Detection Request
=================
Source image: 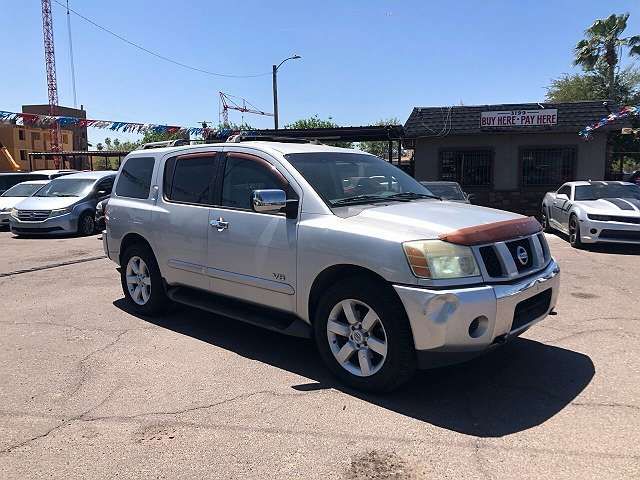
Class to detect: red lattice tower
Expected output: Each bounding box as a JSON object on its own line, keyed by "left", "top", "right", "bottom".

{"left": 41, "top": 0, "right": 61, "bottom": 166}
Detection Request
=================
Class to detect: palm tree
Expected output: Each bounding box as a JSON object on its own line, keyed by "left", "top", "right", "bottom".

{"left": 574, "top": 13, "right": 640, "bottom": 100}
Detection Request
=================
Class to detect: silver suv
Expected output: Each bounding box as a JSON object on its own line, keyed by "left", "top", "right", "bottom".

{"left": 104, "top": 141, "right": 560, "bottom": 392}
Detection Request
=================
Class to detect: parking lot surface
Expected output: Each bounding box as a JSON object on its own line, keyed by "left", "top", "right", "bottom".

{"left": 0, "top": 230, "right": 638, "bottom": 479}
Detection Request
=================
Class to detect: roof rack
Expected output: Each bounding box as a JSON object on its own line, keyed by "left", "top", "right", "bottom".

{"left": 140, "top": 139, "right": 191, "bottom": 149}
{"left": 226, "top": 133, "right": 312, "bottom": 144}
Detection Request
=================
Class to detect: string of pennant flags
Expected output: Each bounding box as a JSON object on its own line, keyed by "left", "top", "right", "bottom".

{"left": 0, "top": 109, "right": 237, "bottom": 139}
{"left": 579, "top": 105, "right": 639, "bottom": 139}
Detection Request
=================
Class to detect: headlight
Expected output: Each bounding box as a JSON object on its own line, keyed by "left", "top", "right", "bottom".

{"left": 10, "top": 208, "right": 18, "bottom": 219}
{"left": 403, "top": 240, "right": 480, "bottom": 279}
{"left": 49, "top": 207, "right": 72, "bottom": 217}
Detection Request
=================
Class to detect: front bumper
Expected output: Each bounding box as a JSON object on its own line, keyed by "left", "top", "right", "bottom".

{"left": 9, "top": 213, "right": 77, "bottom": 235}
{"left": 393, "top": 260, "right": 560, "bottom": 368}
{"left": 579, "top": 218, "right": 640, "bottom": 244}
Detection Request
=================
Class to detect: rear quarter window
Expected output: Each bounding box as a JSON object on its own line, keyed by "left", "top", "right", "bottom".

{"left": 116, "top": 157, "right": 155, "bottom": 199}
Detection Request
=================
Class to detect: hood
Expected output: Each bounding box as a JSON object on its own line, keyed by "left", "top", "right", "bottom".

{"left": 13, "top": 196, "right": 79, "bottom": 211}
{"left": 0, "top": 197, "right": 29, "bottom": 210}
{"left": 578, "top": 198, "right": 640, "bottom": 214}
{"left": 337, "top": 199, "right": 523, "bottom": 240}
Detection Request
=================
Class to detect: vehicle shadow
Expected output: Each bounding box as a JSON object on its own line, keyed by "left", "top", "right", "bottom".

{"left": 114, "top": 299, "right": 594, "bottom": 438}
{"left": 548, "top": 231, "right": 640, "bottom": 255}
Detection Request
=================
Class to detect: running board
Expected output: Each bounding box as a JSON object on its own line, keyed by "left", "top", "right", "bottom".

{"left": 166, "top": 286, "right": 312, "bottom": 338}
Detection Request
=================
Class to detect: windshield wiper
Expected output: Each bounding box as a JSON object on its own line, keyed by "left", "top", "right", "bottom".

{"left": 331, "top": 195, "right": 391, "bottom": 206}
{"left": 386, "top": 192, "right": 442, "bottom": 201}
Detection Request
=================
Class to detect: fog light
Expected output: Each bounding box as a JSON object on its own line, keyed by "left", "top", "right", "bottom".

{"left": 468, "top": 316, "right": 488, "bottom": 338}
{"left": 590, "top": 228, "right": 597, "bottom": 235}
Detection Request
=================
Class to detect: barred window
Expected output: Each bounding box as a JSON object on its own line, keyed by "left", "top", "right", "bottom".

{"left": 521, "top": 147, "right": 575, "bottom": 186}
{"left": 439, "top": 150, "right": 492, "bottom": 186}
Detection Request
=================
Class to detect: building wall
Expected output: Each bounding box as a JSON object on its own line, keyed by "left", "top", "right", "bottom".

{"left": 413, "top": 131, "right": 608, "bottom": 215}
{"left": 0, "top": 125, "right": 73, "bottom": 171}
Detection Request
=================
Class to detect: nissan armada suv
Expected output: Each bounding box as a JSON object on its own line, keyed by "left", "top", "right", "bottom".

{"left": 104, "top": 139, "right": 560, "bottom": 392}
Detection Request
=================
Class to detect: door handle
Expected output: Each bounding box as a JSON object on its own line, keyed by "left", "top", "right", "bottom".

{"left": 210, "top": 217, "right": 229, "bottom": 232}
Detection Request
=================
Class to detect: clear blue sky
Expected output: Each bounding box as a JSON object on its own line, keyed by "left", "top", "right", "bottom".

{"left": 1, "top": 0, "right": 639, "bottom": 145}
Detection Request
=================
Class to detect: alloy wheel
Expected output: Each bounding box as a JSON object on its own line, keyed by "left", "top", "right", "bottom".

{"left": 326, "top": 299, "right": 388, "bottom": 377}
{"left": 569, "top": 218, "right": 577, "bottom": 244}
{"left": 126, "top": 256, "right": 151, "bottom": 305}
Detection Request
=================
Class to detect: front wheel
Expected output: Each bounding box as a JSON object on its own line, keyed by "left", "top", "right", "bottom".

{"left": 77, "top": 212, "right": 95, "bottom": 236}
{"left": 541, "top": 206, "right": 552, "bottom": 233}
{"left": 313, "top": 277, "right": 416, "bottom": 392}
{"left": 568, "top": 214, "right": 583, "bottom": 248}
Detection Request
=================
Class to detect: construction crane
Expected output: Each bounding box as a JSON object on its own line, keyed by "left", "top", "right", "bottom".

{"left": 219, "top": 92, "right": 273, "bottom": 127}
{"left": 41, "top": 0, "right": 62, "bottom": 164}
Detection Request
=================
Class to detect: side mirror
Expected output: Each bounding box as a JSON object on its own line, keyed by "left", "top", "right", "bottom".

{"left": 466, "top": 193, "right": 475, "bottom": 202}
{"left": 97, "top": 190, "right": 107, "bottom": 196}
{"left": 556, "top": 193, "right": 568, "bottom": 200}
{"left": 252, "top": 189, "right": 287, "bottom": 214}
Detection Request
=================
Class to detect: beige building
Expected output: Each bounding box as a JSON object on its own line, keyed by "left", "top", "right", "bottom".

{"left": 0, "top": 124, "right": 73, "bottom": 171}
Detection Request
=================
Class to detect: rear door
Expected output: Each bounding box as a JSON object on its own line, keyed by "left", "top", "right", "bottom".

{"left": 153, "top": 151, "right": 220, "bottom": 291}
{"left": 206, "top": 150, "right": 299, "bottom": 313}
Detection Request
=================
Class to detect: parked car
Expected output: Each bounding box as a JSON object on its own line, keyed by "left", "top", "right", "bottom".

{"left": 0, "top": 180, "right": 50, "bottom": 228}
{"left": 104, "top": 141, "right": 559, "bottom": 392}
{"left": 542, "top": 180, "right": 640, "bottom": 247}
{"left": 95, "top": 198, "right": 109, "bottom": 231}
{"left": 10, "top": 171, "right": 115, "bottom": 236}
{"left": 0, "top": 170, "right": 76, "bottom": 196}
{"left": 420, "top": 181, "right": 471, "bottom": 203}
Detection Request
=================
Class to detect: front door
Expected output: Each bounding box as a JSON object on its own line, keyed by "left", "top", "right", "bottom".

{"left": 206, "top": 151, "right": 298, "bottom": 313}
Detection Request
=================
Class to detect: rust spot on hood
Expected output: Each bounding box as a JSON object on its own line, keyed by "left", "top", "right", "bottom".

{"left": 439, "top": 216, "right": 542, "bottom": 246}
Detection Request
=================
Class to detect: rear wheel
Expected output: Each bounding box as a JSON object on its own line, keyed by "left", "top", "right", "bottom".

{"left": 313, "top": 276, "right": 416, "bottom": 392}
{"left": 568, "top": 214, "right": 583, "bottom": 248}
{"left": 120, "top": 244, "right": 171, "bottom": 315}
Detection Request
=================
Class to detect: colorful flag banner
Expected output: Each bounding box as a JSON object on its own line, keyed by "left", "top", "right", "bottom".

{"left": 0, "top": 110, "right": 236, "bottom": 140}
{"left": 579, "top": 105, "right": 639, "bottom": 139}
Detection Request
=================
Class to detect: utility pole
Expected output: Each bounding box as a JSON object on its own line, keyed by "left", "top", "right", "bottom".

{"left": 272, "top": 55, "right": 301, "bottom": 130}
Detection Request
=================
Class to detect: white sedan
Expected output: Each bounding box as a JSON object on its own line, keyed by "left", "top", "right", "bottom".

{"left": 541, "top": 181, "right": 640, "bottom": 247}
{"left": 0, "top": 180, "right": 50, "bottom": 228}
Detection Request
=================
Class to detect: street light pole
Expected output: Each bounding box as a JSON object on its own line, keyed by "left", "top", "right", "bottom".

{"left": 272, "top": 55, "right": 301, "bottom": 130}
{"left": 272, "top": 64, "right": 279, "bottom": 130}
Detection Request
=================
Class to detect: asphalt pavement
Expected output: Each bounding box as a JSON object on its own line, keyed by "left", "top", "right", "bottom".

{"left": 0, "top": 230, "right": 638, "bottom": 479}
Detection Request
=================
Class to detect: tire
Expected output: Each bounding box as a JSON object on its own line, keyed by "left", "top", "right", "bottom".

{"left": 313, "top": 276, "right": 416, "bottom": 392}
{"left": 541, "top": 206, "right": 552, "bottom": 233}
{"left": 77, "top": 212, "right": 95, "bottom": 236}
{"left": 568, "top": 214, "right": 583, "bottom": 249}
{"left": 120, "top": 244, "right": 171, "bottom": 315}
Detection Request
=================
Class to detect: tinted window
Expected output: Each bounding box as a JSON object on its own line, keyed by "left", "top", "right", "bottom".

{"left": 221, "top": 155, "right": 287, "bottom": 210}
{"left": 116, "top": 157, "right": 155, "bottom": 199}
{"left": 0, "top": 175, "right": 33, "bottom": 191}
{"left": 167, "top": 155, "right": 216, "bottom": 205}
{"left": 557, "top": 185, "right": 571, "bottom": 197}
{"left": 96, "top": 178, "right": 114, "bottom": 195}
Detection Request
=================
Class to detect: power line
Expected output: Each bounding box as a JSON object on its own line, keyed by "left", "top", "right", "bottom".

{"left": 51, "top": 0, "right": 271, "bottom": 79}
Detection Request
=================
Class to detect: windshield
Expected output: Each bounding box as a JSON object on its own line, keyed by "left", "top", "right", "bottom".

{"left": 35, "top": 178, "right": 95, "bottom": 197}
{"left": 285, "top": 152, "right": 434, "bottom": 206}
{"left": 575, "top": 184, "right": 640, "bottom": 201}
{"left": 1, "top": 183, "right": 45, "bottom": 197}
{"left": 420, "top": 183, "right": 466, "bottom": 200}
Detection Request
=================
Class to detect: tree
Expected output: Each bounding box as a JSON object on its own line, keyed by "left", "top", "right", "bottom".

{"left": 358, "top": 118, "right": 401, "bottom": 160}
{"left": 574, "top": 13, "right": 640, "bottom": 99}
{"left": 546, "top": 66, "right": 640, "bottom": 105}
{"left": 284, "top": 115, "right": 352, "bottom": 148}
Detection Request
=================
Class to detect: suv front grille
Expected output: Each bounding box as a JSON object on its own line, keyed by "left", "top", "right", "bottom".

{"left": 473, "top": 233, "right": 550, "bottom": 281}
{"left": 17, "top": 210, "right": 51, "bottom": 221}
{"left": 506, "top": 238, "right": 534, "bottom": 272}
